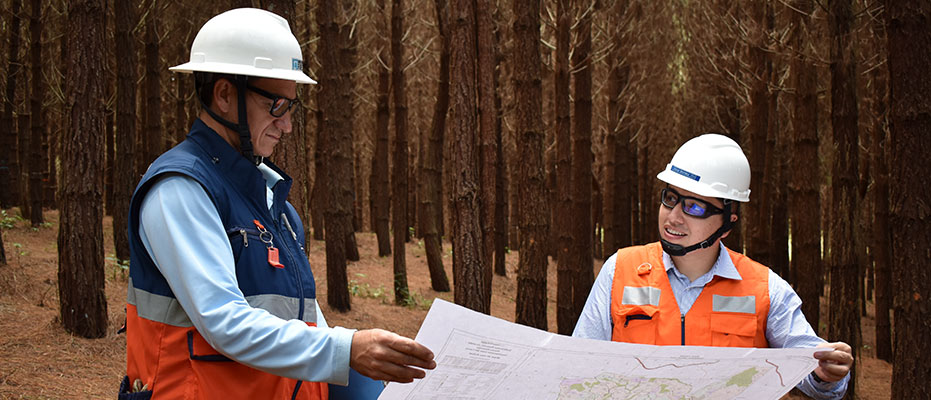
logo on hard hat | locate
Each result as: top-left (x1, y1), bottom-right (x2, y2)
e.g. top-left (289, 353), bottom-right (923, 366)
top-left (671, 165), bottom-right (700, 182)
top-left (292, 59), bottom-right (303, 71)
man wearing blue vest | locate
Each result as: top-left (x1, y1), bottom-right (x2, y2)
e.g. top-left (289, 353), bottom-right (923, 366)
top-left (573, 134), bottom-right (853, 399)
top-left (122, 9), bottom-right (434, 399)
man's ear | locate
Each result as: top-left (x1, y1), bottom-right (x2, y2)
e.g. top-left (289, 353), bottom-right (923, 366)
top-left (212, 78), bottom-right (235, 114)
top-left (730, 213), bottom-right (738, 224)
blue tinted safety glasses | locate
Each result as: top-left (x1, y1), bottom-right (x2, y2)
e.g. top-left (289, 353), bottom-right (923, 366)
top-left (660, 187), bottom-right (725, 219)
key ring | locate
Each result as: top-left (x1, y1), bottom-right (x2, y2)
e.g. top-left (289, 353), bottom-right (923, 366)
top-left (253, 220), bottom-right (275, 247)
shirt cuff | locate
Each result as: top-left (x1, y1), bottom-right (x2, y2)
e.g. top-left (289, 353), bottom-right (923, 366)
top-left (326, 326), bottom-right (356, 385)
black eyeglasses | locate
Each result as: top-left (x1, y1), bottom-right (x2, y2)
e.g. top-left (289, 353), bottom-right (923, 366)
top-left (247, 84), bottom-right (299, 117)
top-left (660, 187), bottom-right (725, 218)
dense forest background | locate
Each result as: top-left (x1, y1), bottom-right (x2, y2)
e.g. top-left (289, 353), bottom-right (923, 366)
top-left (0, 0), bottom-right (927, 397)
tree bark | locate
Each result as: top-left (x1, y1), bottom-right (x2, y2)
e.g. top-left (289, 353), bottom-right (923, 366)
top-left (421, 0), bottom-right (451, 292)
top-left (570, 0), bottom-right (594, 326)
top-left (554, 0), bottom-right (574, 335)
top-left (142, 0), bottom-right (161, 176)
top-left (311, 113), bottom-right (325, 242)
top-left (317, 0), bottom-right (357, 312)
top-left (513, 0), bottom-right (548, 330)
top-left (746, 1), bottom-right (772, 267)
top-left (886, 1), bottom-right (931, 397)
top-left (476, 0), bottom-right (498, 312)
top-left (827, 1), bottom-right (860, 397)
top-left (868, 5), bottom-right (892, 362)
top-left (605, 0), bottom-right (631, 258)
top-left (449, 0), bottom-right (487, 313)
top-left (26, 0), bottom-right (44, 226)
top-left (493, 30), bottom-right (508, 278)
top-left (1, 0), bottom-right (23, 209)
top-left (788, 0), bottom-right (822, 334)
top-left (113, 0), bottom-right (138, 263)
top-left (372, 0), bottom-right (391, 256)
top-left (58, 0), bottom-right (108, 338)
top-left (390, 0), bottom-right (410, 305)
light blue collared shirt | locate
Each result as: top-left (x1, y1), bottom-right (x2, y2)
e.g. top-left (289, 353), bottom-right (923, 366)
top-left (138, 163), bottom-right (354, 384)
top-left (572, 243), bottom-right (849, 399)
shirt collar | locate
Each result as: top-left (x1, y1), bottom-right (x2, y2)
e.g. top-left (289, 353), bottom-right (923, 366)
top-left (256, 162), bottom-right (284, 189)
top-left (662, 242), bottom-right (742, 281)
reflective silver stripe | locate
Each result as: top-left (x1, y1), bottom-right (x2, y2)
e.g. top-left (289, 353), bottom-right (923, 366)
top-left (712, 295), bottom-right (756, 314)
top-left (246, 294), bottom-right (318, 324)
top-left (128, 278), bottom-right (193, 327)
top-left (129, 278), bottom-right (318, 326)
top-left (622, 286), bottom-right (661, 306)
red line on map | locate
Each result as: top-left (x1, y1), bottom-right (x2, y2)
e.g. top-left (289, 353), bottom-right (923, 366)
top-left (635, 357), bottom-right (719, 370)
top-left (765, 360), bottom-right (785, 386)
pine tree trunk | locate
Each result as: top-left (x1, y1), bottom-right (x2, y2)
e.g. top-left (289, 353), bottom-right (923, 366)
top-left (0, 0), bottom-right (23, 209)
top-left (317, 0), bottom-right (356, 312)
top-left (421, 0), bottom-right (450, 292)
top-left (513, 0), bottom-right (547, 330)
top-left (26, 0), bottom-right (44, 226)
top-left (113, 0), bottom-right (138, 263)
top-left (476, 0), bottom-right (497, 312)
top-left (142, 0), bottom-right (161, 173)
top-left (372, 0), bottom-right (391, 256)
top-left (788, 0), bottom-right (822, 333)
top-left (827, 1), bottom-right (860, 397)
top-left (886, 1), bottom-right (931, 396)
top-left (570, 0), bottom-right (594, 325)
top-left (449, 0), bottom-right (486, 313)
top-left (554, 0), bottom-right (574, 335)
top-left (390, 0), bottom-right (410, 305)
top-left (869, 6), bottom-right (892, 361)
top-left (58, 0), bottom-right (108, 338)
top-left (746, 1), bottom-right (772, 267)
top-left (311, 121), bottom-right (325, 241)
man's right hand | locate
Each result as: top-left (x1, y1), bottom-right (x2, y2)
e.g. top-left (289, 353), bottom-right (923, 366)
top-left (349, 329), bottom-right (437, 383)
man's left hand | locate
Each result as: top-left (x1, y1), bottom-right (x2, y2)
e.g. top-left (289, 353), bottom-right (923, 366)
top-left (813, 342), bottom-right (854, 383)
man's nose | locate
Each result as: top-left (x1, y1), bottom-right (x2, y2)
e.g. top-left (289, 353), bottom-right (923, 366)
top-left (274, 113), bottom-right (292, 133)
top-left (666, 201), bottom-right (687, 223)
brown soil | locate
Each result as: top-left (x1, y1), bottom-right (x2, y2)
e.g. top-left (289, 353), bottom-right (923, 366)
top-left (0, 210), bottom-right (891, 399)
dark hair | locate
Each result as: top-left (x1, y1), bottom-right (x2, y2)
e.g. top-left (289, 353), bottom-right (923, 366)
top-left (194, 72), bottom-right (257, 108)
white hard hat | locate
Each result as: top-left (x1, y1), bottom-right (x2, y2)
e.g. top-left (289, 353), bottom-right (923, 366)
top-left (170, 8), bottom-right (315, 84)
top-left (656, 134), bottom-right (751, 202)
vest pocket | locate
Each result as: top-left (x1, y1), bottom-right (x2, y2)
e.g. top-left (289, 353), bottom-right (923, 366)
top-left (613, 305), bottom-right (658, 344)
top-left (709, 313), bottom-right (757, 347)
top-left (187, 331), bottom-right (233, 362)
top-left (118, 375), bottom-right (153, 400)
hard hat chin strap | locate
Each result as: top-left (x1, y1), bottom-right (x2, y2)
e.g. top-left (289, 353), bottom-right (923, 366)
top-left (200, 75), bottom-right (261, 165)
top-left (661, 201), bottom-right (734, 257)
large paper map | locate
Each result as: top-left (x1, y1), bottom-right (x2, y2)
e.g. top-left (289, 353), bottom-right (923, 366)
top-left (379, 300), bottom-right (820, 400)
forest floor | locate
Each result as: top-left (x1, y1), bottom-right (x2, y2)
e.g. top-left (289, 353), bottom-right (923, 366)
top-left (0, 209), bottom-right (891, 399)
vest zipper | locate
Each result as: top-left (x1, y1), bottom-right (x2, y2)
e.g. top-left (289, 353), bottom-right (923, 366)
top-left (681, 314), bottom-right (686, 345)
top-left (226, 227), bottom-right (261, 247)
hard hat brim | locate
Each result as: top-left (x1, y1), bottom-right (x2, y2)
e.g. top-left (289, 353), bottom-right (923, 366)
top-left (170, 62), bottom-right (316, 85)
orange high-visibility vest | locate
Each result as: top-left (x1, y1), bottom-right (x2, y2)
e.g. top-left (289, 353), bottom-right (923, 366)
top-left (610, 242), bottom-right (770, 347)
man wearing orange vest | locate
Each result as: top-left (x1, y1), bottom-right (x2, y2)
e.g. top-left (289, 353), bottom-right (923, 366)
top-left (121, 8), bottom-right (434, 399)
top-left (573, 134), bottom-right (853, 399)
